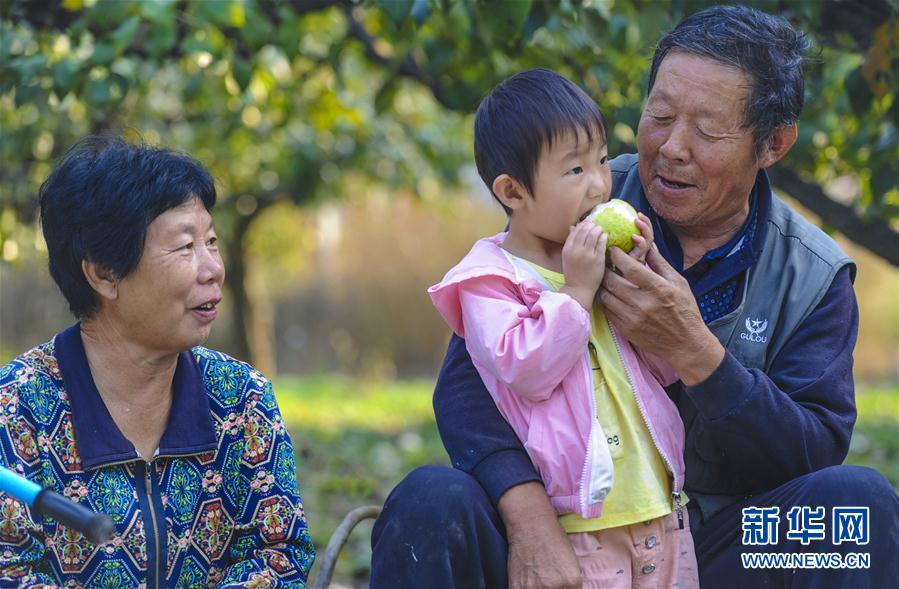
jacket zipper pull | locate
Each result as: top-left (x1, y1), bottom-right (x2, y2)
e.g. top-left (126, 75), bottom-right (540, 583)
top-left (673, 491), bottom-right (684, 530)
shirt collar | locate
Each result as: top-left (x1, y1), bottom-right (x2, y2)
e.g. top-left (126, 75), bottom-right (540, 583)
top-left (55, 323), bottom-right (217, 470)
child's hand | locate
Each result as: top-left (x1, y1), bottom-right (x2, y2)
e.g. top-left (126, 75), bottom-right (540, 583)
top-left (629, 213), bottom-right (654, 264)
top-left (561, 220), bottom-right (608, 310)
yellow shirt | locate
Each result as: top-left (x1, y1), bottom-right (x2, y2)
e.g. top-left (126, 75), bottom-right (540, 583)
top-left (526, 262), bottom-right (673, 532)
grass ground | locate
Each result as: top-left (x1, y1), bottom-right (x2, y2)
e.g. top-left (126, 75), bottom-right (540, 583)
top-left (276, 375), bottom-right (899, 587)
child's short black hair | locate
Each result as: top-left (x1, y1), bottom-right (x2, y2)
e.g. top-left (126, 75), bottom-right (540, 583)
top-left (474, 68), bottom-right (608, 214)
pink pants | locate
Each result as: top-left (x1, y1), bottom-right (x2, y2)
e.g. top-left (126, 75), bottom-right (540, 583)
top-left (569, 510), bottom-right (699, 588)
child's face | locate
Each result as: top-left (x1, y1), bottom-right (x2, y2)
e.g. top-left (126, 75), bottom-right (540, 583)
top-left (522, 128), bottom-right (611, 244)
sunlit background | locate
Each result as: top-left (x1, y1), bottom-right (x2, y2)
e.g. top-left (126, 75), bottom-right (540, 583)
top-left (2, 1), bottom-right (897, 586)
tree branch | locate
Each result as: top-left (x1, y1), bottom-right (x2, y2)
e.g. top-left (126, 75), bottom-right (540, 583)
top-left (343, 6), bottom-right (456, 110)
top-left (767, 164), bottom-right (899, 267)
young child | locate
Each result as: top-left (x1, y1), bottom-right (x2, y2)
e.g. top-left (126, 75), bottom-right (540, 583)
top-left (428, 69), bottom-right (698, 587)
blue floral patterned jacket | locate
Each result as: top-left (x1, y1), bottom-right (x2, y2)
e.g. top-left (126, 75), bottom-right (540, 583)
top-left (0, 324), bottom-right (315, 588)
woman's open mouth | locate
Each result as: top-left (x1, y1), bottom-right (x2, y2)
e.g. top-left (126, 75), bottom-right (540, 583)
top-left (191, 299), bottom-right (220, 321)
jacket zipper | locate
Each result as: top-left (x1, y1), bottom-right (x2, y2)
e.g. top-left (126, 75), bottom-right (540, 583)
top-left (136, 461), bottom-right (163, 589)
top-left (608, 325), bottom-right (683, 525)
top-left (579, 345), bottom-right (597, 515)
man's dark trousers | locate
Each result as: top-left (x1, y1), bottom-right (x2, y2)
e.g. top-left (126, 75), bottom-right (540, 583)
top-left (371, 464), bottom-right (899, 588)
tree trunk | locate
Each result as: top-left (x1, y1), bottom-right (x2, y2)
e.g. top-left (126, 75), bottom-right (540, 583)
top-left (768, 164), bottom-right (899, 268)
top-left (224, 200), bottom-right (279, 376)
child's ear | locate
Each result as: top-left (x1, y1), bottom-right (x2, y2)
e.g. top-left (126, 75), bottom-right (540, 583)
top-left (492, 174), bottom-right (528, 211)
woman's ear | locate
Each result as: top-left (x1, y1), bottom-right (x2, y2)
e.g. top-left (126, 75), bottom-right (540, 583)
top-left (82, 260), bottom-right (118, 301)
top-left (492, 174), bottom-right (529, 212)
top-left (758, 123), bottom-right (798, 169)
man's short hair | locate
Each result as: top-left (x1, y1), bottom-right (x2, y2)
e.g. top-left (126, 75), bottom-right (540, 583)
top-left (474, 68), bottom-right (608, 214)
top-left (648, 4), bottom-right (810, 154)
top-left (39, 135), bottom-right (217, 318)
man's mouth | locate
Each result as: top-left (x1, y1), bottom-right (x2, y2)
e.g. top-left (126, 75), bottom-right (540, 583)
top-left (659, 175), bottom-right (694, 189)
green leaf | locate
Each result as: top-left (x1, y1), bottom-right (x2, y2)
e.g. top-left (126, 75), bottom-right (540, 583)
top-left (375, 77), bottom-right (399, 114)
top-left (139, 0), bottom-right (177, 25)
top-left (92, 42), bottom-right (116, 66)
top-left (233, 58), bottom-right (253, 90)
top-left (476, 0), bottom-right (533, 48)
top-left (14, 83), bottom-right (40, 108)
top-left (85, 77), bottom-right (112, 105)
top-left (89, 0), bottom-right (135, 28)
top-left (109, 72), bottom-right (130, 101)
top-left (846, 67), bottom-right (874, 117)
top-left (242, 7), bottom-right (275, 50)
top-left (12, 55), bottom-right (47, 81)
top-left (411, 0), bottom-right (431, 24)
top-left (51, 59), bottom-right (80, 97)
top-left (184, 71), bottom-right (205, 100)
top-left (145, 21), bottom-right (177, 57)
top-left (111, 16), bottom-right (141, 54)
top-left (377, 0), bottom-right (414, 25)
top-left (194, 0), bottom-right (237, 28)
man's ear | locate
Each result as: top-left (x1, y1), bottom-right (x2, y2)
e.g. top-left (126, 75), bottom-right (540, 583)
top-left (82, 260), bottom-right (118, 302)
top-left (492, 174), bottom-right (529, 211)
top-left (758, 123), bottom-right (798, 169)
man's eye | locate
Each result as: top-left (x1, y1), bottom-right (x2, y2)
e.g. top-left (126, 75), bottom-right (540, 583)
top-left (207, 237), bottom-right (218, 247)
top-left (180, 242), bottom-right (194, 251)
top-left (698, 128), bottom-right (726, 140)
top-left (653, 115), bottom-right (672, 123)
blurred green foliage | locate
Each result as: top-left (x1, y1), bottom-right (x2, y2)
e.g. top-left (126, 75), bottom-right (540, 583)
top-left (276, 376), bottom-right (899, 586)
top-left (1, 0), bottom-right (898, 369)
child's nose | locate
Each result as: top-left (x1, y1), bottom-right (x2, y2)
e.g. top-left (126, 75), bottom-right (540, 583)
top-left (588, 170), bottom-right (608, 198)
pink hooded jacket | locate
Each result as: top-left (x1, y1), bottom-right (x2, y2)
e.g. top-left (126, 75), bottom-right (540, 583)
top-left (428, 233), bottom-right (687, 519)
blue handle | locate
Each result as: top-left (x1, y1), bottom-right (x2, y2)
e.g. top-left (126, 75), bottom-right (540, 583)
top-left (0, 466), bottom-right (41, 505)
top-left (0, 466), bottom-right (114, 544)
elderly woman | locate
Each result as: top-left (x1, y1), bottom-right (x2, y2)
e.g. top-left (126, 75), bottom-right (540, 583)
top-left (0, 137), bottom-right (314, 587)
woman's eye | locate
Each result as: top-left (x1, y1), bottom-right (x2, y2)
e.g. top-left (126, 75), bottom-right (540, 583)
top-left (180, 242), bottom-right (194, 251)
top-left (207, 237), bottom-right (218, 247)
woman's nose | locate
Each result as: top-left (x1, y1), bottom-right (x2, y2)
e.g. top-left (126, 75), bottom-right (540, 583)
top-left (199, 247), bottom-right (225, 284)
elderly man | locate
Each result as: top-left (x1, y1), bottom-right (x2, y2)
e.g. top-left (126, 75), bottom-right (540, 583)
top-left (371, 5), bottom-right (899, 589)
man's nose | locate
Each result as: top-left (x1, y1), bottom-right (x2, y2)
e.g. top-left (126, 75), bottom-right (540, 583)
top-left (658, 122), bottom-right (691, 163)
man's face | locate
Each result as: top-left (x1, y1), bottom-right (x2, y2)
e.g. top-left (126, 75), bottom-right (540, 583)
top-left (637, 51), bottom-right (761, 234)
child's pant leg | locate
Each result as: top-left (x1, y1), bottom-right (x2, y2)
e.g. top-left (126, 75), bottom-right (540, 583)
top-left (569, 510), bottom-right (699, 588)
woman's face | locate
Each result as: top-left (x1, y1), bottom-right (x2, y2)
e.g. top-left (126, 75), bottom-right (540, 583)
top-left (110, 198), bottom-right (224, 354)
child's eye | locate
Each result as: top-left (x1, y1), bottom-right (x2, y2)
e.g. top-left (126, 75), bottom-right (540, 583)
top-left (567, 166), bottom-right (584, 176)
top-left (599, 156), bottom-right (608, 165)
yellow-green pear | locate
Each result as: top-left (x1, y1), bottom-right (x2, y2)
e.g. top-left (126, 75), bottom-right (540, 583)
top-left (588, 199), bottom-right (640, 252)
